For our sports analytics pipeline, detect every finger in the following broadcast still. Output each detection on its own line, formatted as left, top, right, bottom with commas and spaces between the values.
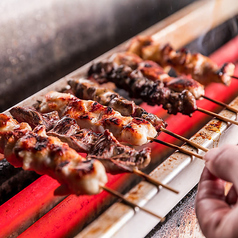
226, 184, 238, 205
204, 145, 238, 191
196, 168, 226, 205
196, 168, 230, 238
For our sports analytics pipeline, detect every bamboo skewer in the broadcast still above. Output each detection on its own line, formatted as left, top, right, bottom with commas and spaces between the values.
132, 169, 179, 194
160, 127, 208, 152
197, 107, 238, 126
231, 75, 238, 80
100, 185, 165, 221
202, 95, 238, 113
148, 137, 204, 160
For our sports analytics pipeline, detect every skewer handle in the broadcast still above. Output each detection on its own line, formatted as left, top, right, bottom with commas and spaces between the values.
202, 95, 238, 114
132, 169, 179, 194
148, 137, 204, 160
231, 75, 238, 80
101, 185, 165, 221
160, 127, 208, 152
197, 107, 238, 126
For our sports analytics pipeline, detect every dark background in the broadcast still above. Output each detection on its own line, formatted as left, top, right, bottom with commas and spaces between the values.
0, 0, 197, 111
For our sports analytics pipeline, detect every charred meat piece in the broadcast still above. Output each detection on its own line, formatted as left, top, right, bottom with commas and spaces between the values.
10, 107, 59, 131
0, 114, 32, 155
126, 35, 153, 57
110, 51, 143, 70
47, 116, 99, 153
88, 130, 151, 174
137, 60, 205, 99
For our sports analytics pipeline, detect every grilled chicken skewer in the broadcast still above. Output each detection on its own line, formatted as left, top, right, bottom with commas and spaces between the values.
68, 78, 167, 132
68, 78, 208, 152
11, 106, 178, 193
0, 114, 164, 219
0, 114, 108, 196
127, 35, 235, 86
38, 91, 157, 146
88, 60, 238, 126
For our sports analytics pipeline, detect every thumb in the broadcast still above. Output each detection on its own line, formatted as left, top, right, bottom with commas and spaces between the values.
204, 145, 238, 191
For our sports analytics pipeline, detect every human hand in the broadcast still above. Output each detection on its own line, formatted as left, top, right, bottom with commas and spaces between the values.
195, 145, 238, 238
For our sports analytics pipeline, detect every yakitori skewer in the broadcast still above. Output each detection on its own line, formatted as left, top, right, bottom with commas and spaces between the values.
39, 91, 158, 146
148, 137, 204, 160
88, 61, 238, 127
11, 106, 178, 194
68, 78, 208, 152
126, 35, 235, 86
201, 95, 238, 114
101, 185, 165, 221
132, 169, 179, 194
197, 107, 238, 125
160, 127, 208, 152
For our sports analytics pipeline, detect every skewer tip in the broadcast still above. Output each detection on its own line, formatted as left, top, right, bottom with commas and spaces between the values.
197, 107, 238, 126
148, 137, 204, 160
132, 169, 179, 194
100, 185, 165, 221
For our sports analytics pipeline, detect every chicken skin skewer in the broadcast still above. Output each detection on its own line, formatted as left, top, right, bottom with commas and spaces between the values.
126, 35, 235, 86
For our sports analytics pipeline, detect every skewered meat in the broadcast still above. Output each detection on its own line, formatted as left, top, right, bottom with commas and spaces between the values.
88, 62, 197, 116
47, 116, 99, 153
48, 116, 151, 173
127, 36, 235, 85
0, 114, 108, 195
38, 91, 157, 146
111, 52, 205, 99
10, 107, 151, 173
68, 78, 167, 132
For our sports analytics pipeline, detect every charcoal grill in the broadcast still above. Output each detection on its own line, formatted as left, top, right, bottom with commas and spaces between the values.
1, 1, 238, 237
